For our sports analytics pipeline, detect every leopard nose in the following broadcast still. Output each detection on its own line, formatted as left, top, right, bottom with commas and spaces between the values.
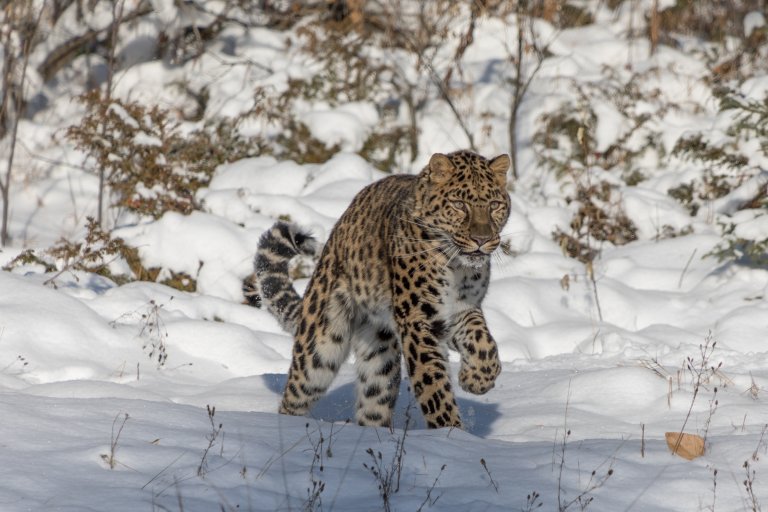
471, 235, 491, 247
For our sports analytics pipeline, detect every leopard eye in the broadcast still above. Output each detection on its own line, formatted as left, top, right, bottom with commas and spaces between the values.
451, 200, 465, 210
490, 200, 503, 210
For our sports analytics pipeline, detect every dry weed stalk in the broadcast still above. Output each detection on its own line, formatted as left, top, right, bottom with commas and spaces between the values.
673, 334, 721, 456
709, 467, 718, 512
415, 463, 446, 512
751, 424, 768, 462
507, 0, 552, 180
480, 457, 499, 493
743, 459, 761, 512
197, 405, 223, 478
523, 490, 543, 511
747, 372, 761, 400
0, 1, 44, 246
101, 412, 130, 470
363, 406, 414, 512
556, 382, 615, 511
303, 422, 326, 512
110, 297, 173, 368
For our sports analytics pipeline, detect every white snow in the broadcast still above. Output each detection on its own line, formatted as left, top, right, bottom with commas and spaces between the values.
301, 102, 380, 152
745, 11, 767, 38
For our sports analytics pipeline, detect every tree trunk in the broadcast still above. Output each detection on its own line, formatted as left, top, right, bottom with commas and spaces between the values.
1, 2, 42, 246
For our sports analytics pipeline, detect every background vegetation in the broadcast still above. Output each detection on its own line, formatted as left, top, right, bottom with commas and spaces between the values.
1, 0, 767, 283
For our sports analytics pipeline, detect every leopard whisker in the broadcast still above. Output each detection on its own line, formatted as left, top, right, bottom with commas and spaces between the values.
490, 250, 507, 269
392, 234, 452, 244
497, 228, 529, 238
404, 239, 455, 266
399, 216, 442, 234
438, 244, 458, 262
443, 246, 462, 270
392, 243, 451, 259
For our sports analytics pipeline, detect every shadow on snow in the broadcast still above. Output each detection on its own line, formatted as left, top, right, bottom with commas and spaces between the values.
261, 372, 500, 438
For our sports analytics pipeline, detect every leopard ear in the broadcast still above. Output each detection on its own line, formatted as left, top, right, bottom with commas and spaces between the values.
427, 153, 454, 184
489, 154, 510, 187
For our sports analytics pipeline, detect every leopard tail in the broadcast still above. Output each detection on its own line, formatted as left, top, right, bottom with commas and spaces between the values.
247, 221, 317, 334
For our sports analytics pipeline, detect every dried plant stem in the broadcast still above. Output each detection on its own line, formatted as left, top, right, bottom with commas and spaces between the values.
102, 412, 130, 469
744, 459, 761, 511
415, 464, 446, 512
677, 248, 697, 289
1, 2, 43, 246
363, 408, 413, 512
96, 0, 125, 227
674, 334, 720, 455
752, 424, 768, 461
587, 260, 604, 323
197, 405, 223, 477
480, 458, 499, 493
556, 383, 572, 510
556, 380, 615, 511
303, 422, 326, 512
508, 2, 548, 179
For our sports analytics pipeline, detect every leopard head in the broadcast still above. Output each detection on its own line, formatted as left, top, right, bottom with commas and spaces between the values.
415, 150, 511, 268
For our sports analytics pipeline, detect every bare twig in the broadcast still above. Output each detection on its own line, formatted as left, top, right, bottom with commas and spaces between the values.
752, 424, 768, 462
415, 464, 446, 512
363, 408, 413, 512
37, 2, 153, 82
142, 451, 187, 490
677, 248, 697, 289
701, 387, 719, 445
508, 3, 552, 179
743, 459, 761, 511
95, 0, 126, 227
560, 463, 615, 512
480, 458, 499, 493
523, 490, 543, 511
586, 260, 604, 323
1, 1, 45, 246
556, 380, 615, 511
673, 334, 720, 455
556, 382, 572, 509
197, 405, 223, 477
303, 422, 326, 512
102, 412, 130, 470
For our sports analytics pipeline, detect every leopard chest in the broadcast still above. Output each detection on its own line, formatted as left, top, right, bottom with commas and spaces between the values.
391, 261, 490, 323
452, 265, 490, 306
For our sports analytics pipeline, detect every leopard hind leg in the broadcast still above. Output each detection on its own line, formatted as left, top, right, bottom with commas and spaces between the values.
352, 321, 401, 427
280, 285, 354, 417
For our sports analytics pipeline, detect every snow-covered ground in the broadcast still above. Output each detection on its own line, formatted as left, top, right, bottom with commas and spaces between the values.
2, 2, 768, 511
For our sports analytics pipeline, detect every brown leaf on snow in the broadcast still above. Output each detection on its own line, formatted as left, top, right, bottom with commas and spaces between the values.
665, 432, 705, 460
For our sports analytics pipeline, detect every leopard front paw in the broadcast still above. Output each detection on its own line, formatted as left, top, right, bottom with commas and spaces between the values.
458, 358, 501, 395
279, 399, 308, 417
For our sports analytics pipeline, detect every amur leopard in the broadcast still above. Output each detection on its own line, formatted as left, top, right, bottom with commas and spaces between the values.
248, 150, 510, 429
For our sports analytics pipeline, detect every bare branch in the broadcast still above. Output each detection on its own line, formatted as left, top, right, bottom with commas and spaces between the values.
2, 1, 46, 246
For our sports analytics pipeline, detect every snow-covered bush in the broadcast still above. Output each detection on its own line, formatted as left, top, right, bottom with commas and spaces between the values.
674, 89, 768, 266
67, 90, 206, 219
67, 90, 257, 221
243, 1, 471, 170
533, 81, 646, 263
2, 217, 130, 283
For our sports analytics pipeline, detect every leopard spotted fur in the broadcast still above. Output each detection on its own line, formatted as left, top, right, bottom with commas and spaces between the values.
250, 150, 510, 429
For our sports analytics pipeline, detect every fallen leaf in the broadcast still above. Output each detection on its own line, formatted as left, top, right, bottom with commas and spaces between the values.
665, 432, 705, 460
